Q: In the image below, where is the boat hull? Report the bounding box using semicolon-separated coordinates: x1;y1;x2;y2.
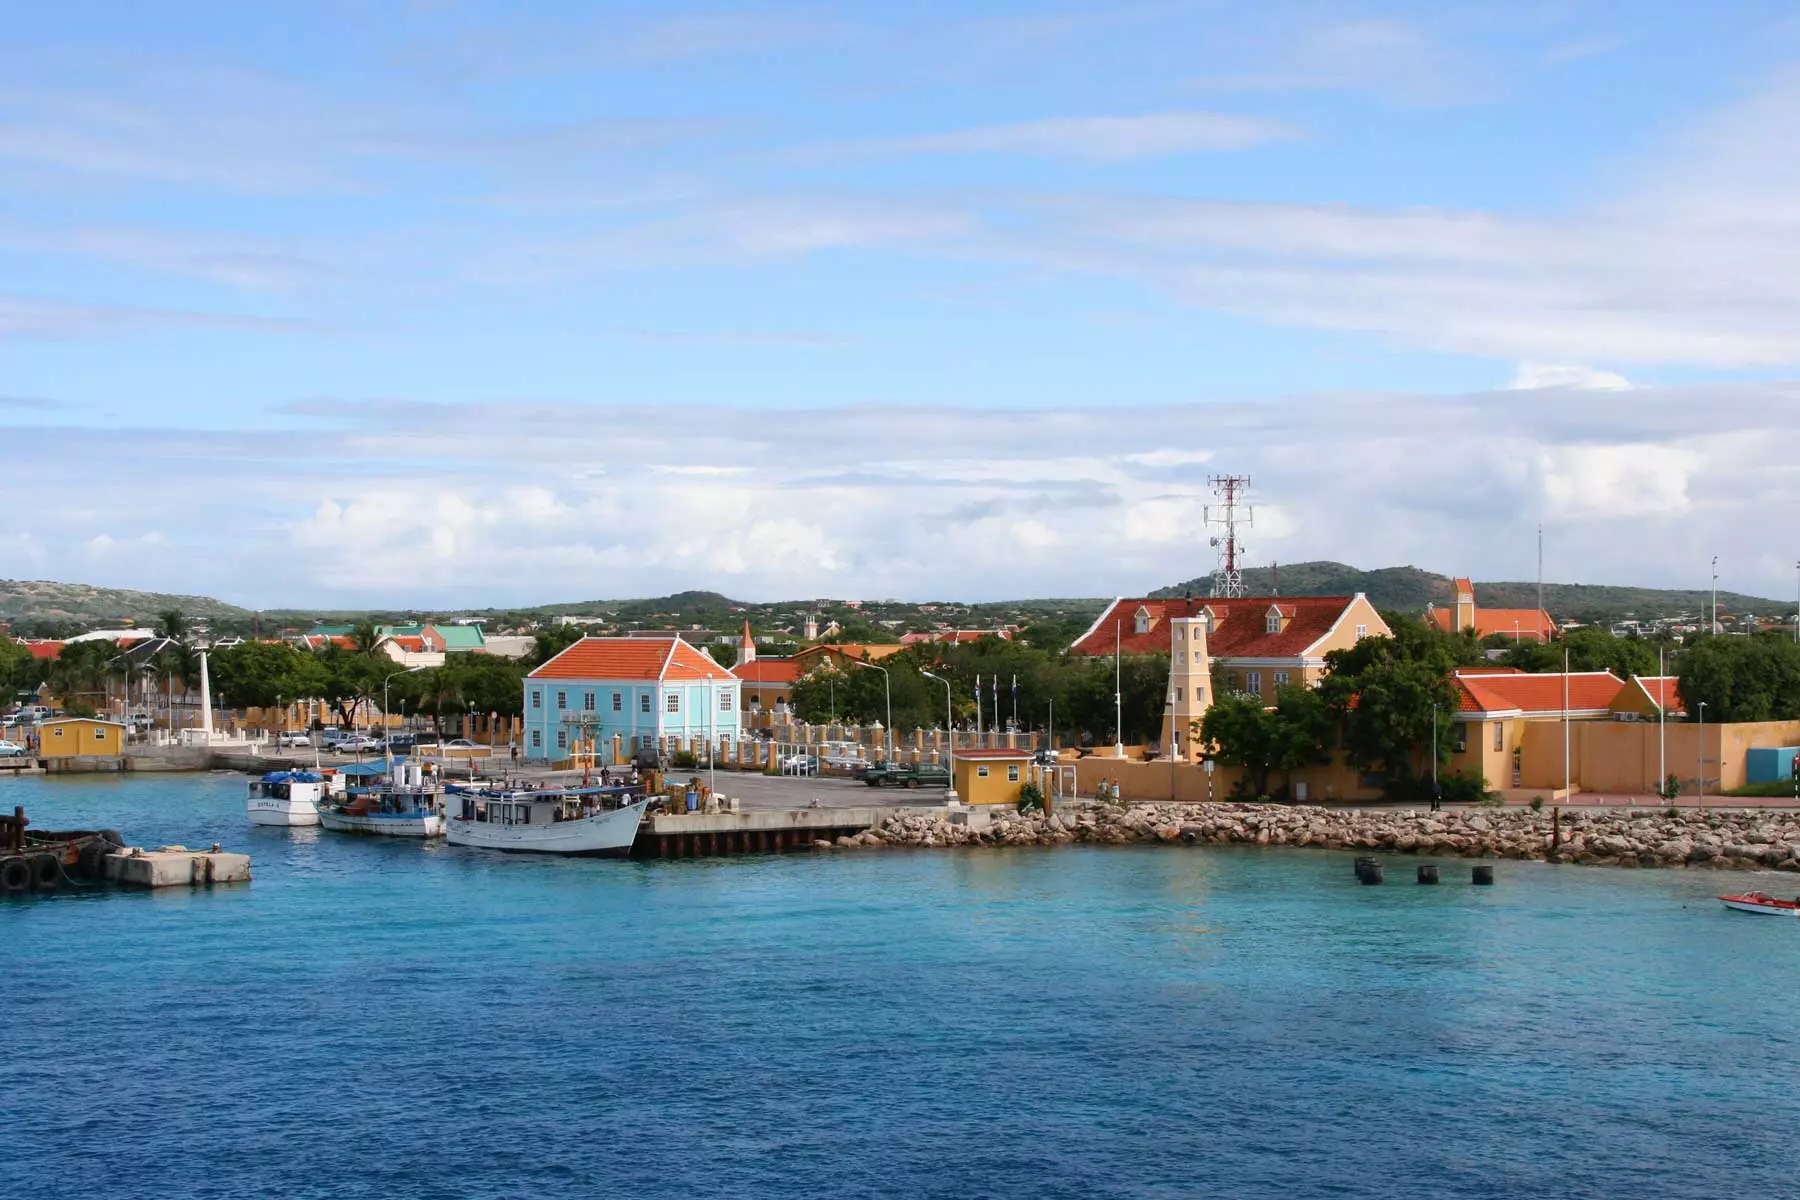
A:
247;800;320;827
448;799;647;856
319;810;444;838
1719;894;1799;916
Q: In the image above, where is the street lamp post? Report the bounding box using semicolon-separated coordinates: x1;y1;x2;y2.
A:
1697;700;1708;801
921;670;955;798
1711;555;1719;635
850;659;892;764
382;665;426;772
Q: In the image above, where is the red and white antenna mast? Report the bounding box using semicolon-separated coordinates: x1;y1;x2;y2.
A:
1204;475;1253;598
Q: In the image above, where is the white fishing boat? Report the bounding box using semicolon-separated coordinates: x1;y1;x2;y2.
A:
319;760;445;839
446;785;648;856
247;770;329;827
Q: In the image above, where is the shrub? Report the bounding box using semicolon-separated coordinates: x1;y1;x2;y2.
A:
1529;796;1544;812
1017;782;1045;813
1438;771;1494;805
670;751;697;770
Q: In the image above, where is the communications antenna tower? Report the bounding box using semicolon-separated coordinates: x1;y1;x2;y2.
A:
1204;475;1253;598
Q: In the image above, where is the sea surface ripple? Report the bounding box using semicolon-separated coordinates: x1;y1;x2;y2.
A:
4;774;1799;1199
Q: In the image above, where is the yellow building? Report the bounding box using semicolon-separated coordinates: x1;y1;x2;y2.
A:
953;748;1032;805
38;717;125;758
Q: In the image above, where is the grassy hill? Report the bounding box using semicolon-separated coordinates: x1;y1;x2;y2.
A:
0;579;252;629
2;567;1787;638
1153;561;1784;623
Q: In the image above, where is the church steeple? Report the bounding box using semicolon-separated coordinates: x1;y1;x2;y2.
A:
740;620;756;666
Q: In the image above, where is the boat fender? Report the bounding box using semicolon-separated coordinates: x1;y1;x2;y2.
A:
78;841;111;880
29;853;60;890
0;857;30;892
99;829;125;847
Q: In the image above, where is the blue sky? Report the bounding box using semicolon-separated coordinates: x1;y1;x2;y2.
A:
3;2;1800;608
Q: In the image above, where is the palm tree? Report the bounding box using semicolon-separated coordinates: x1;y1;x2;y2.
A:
350;620;381;657
155;608;190;642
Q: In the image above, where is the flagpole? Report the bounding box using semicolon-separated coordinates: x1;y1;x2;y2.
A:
975;674;983;748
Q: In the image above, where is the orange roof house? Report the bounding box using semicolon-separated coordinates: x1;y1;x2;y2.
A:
522;636;740;762
1611;675;1686;719
1426;577;1556;642
1452;669;1627;718
1070;594;1390;703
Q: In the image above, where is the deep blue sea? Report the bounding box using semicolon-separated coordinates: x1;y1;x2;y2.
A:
5;774;1800;1199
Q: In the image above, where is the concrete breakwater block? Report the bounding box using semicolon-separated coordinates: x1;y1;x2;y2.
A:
103;845;252;889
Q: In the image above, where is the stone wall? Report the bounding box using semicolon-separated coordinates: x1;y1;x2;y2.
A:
853;801;1800;871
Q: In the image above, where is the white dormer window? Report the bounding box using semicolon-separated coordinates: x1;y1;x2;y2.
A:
1133;606;1151;635
1201;607;1216;634
1266;611;1281;634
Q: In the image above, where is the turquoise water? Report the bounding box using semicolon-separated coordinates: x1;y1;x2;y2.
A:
5;774;1800;1200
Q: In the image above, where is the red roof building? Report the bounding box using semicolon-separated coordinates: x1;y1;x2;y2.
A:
1071;593;1390;707
19;639;64;661
1426;577;1557;642
1612;674;1686;718
1452;669;1627;718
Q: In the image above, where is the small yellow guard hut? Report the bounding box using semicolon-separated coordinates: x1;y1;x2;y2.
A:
953;748;1033;806
37;717;125;759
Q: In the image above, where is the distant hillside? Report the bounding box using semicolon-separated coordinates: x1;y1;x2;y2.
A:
1152;561;1784;623
0;579;251;627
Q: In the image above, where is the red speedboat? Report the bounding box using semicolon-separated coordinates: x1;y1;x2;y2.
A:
1718;891;1800;916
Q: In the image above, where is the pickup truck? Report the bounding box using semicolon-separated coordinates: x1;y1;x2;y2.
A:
862;763;951;789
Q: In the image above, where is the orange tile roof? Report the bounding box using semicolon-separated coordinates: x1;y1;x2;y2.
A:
529;636;735;682
735;659;800;685
1071;596;1367;659
21;639;63;660
1427;606;1557;640
1629;675;1686;716
956;747;1032;759
1453;670;1625;716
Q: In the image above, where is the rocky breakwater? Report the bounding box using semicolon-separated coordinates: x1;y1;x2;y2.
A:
837;803;1800;871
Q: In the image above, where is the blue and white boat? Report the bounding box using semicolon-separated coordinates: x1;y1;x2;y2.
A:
319;760;445;839
247;769;330;827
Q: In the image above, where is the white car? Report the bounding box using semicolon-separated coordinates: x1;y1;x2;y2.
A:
440;739;478;749
0;740;25;758
335;734;383;753
276;731;312;749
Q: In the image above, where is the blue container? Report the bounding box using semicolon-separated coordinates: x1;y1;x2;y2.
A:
1745;747;1800;784
686;790;699;812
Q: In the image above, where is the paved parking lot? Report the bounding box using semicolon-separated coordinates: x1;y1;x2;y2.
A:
682;769;945;811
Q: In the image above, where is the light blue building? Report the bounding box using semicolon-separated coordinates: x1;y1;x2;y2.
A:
522;636;739;761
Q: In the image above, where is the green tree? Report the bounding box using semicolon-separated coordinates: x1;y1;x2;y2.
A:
1499;627;1661;677
0;637;33;698
1677;633;1800;723
532;626;584;667
48;641;116;713
210;641;325;709
1197;685;1332;798
1318;616;1464;797
349;621;381;657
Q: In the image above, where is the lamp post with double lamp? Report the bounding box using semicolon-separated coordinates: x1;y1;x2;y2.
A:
849;658;892;765
921;670;955;799
382;666;427;773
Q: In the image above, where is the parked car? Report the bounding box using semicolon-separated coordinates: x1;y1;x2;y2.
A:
863;763;952;789
335;734;382;753
384;733;419;752
440;738;477;750
0;740;26;758
1032;749;1061;766
276;731;312;749
779;753;819;775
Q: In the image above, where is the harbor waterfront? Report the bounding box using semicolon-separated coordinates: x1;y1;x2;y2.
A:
8;773;1800;1200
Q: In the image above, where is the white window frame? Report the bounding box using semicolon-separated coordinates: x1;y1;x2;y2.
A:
530;729;541;748
556;729;567;750
612;691;623;712
1007;765;1019;782
1266;613;1281;634
582;691;596;711
665;693;680;714
1273;671;1289;688
1246;671;1262;695
977;765;990;778
640;693;651;714
1355;624;1368;639
530;689;541;710
719;689;733;712
556;690;567;710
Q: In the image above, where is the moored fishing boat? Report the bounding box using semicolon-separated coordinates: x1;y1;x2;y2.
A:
1717;891;1800;916
446;784;648;856
247;770;330;827
319;760;445;839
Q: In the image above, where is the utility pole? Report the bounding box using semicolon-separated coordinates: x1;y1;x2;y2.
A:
1537;524;1544;624
1113;620;1124;758
1657;646;1666;800
1562;645;1571;800
1697;701;1707;801
1711;555;1719;636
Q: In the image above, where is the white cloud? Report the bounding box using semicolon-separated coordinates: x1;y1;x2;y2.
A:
0;384;1795;604
872;111;1299;160
1508;363;1633;391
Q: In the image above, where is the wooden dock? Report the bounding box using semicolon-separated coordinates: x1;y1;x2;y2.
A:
632;805;928;858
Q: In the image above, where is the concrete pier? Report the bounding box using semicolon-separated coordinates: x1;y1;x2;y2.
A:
104;846;252;888
633;805;936;858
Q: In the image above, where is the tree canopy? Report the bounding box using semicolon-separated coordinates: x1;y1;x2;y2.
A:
1677;634;1800;724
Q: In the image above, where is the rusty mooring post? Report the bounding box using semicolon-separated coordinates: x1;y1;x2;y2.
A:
1551;805;1562;852
1;805;27;855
